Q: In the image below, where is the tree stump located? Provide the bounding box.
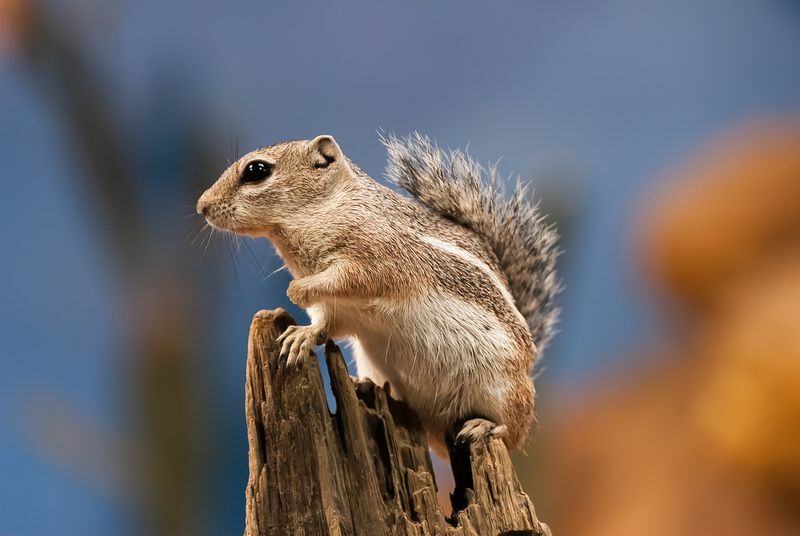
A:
[244,308,551,536]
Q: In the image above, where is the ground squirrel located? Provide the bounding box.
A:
[197,133,560,456]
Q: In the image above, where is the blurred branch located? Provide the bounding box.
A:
[19,0,143,272]
[14,3,225,535]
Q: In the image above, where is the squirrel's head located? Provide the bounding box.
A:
[196,135,350,236]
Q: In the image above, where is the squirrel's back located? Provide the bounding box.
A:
[382,133,561,355]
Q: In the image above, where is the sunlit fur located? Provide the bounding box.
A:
[197,134,560,456]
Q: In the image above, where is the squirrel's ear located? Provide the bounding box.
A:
[309,135,341,169]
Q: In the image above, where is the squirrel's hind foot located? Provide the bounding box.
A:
[455,418,508,445]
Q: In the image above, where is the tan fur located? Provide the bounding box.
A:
[197,135,538,453]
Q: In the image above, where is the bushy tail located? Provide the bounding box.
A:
[382,133,561,352]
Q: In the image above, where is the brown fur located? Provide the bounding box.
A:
[198,135,539,453]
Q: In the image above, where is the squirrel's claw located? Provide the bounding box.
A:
[277,324,326,367]
[455,418,508,445]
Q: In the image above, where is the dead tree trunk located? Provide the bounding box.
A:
[244,309,552,536]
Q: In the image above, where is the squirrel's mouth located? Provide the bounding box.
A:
[202,210,262,237]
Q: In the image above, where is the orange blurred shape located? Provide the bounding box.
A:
[640,119,800,309]
[540,262,800,536]
[0,0,34,57]
[696,253,800,498]
[538,118,800,536]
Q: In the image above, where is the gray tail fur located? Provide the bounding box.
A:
[382,132,561,352]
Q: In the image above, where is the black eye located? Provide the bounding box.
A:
[240,160,273,184]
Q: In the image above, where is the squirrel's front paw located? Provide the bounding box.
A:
[286,280,312,308]
[455,418,508,445]
[276,324,327,367]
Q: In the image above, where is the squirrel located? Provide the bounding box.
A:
[196,133,560,456]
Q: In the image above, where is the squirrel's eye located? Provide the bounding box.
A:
[240,161,273,184]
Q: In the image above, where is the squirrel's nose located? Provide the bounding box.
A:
[197,191,211,216]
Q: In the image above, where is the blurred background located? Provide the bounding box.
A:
[2,1,800,535]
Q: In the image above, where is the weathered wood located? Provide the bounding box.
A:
[244,308,551,536]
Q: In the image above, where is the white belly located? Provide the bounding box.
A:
[317,294,521,427]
